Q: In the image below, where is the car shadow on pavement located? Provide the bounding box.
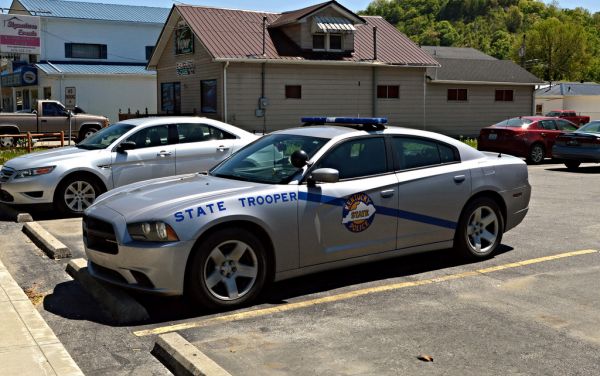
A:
[545,166,600,173]
[43,280,114,324]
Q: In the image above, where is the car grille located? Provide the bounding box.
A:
[0,166,15,182]
[83,214,119,254]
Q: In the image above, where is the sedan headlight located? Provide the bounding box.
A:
[127,221,179,242]
[14,166,55,179]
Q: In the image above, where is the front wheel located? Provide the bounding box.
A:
[527,144,545,164]
[54,175,102,216]
[455,197,504,259]
[564,161,580,171]
[186,228,268,310]
[78,126,100,142]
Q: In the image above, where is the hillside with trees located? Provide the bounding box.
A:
[360,0,600,82]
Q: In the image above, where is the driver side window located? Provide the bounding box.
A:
[316,137,387,180]
[126,125,169,149]
[42,102,66,116]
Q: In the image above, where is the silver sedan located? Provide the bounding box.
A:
[83,118,531,310]
[0,117,257,215]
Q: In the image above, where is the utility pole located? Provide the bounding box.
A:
[519,34,526,68]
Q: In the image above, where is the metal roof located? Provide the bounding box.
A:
[169,6,439,67]
[36,63,154,75]
[535,82,600,96]
[16,0,169,24]
[313,16,356,32]
[422,46,496,61]
[427,58,543,84]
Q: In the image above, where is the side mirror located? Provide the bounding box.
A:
[117,141,137,153]
[308,168,339,185]
[290,150,309,168]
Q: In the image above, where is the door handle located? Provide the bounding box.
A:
[380,189,395,198]
[41,119,47,123]
[217,145,230,152]
[454,175,466,183]
[157,151,172,157]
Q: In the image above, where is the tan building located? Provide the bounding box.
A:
[148,1,439,133]
[148,1,542,136]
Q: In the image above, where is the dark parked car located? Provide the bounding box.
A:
[552,120,600,170]
[478,116,578,164]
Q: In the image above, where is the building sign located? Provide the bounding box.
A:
[0,14,41,55]
[0,66,37,87]
[175,21,194,55]
[65,87,76,109]
[176,60,195,76]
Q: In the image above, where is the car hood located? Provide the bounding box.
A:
[4,146,105,169]
[91,174,267,221]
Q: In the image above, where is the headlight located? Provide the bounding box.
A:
[127,221,179,242]
[14,166,55,179]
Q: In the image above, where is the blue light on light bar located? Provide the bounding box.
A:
[301,117,388,125]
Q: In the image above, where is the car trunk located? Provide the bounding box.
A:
[555,132,600,148]
[479,127,525,143]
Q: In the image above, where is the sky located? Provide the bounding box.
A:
[0,0,599,13]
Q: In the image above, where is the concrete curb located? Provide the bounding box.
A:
[65,258,149,324]
[0,258,84,376]
[152,332,232,376]
[22,222,71,259]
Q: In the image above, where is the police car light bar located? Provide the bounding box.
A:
[301,117,388,125]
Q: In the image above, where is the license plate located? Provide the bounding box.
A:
[488,133,497,140]
[567,140,578,146]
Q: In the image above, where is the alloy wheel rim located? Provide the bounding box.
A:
[0,137,14,147]
[466,206,499,254]
[203,240,258,301]
[64,181,96,212]
[531,146,543,163]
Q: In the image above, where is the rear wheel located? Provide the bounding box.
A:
[0,136,15,147]
[564,161,581,171]
[186,228,268,310]
[455,197,504,259]
[527,144,545,164]
[78,126,100,142]
[54,175,103,216]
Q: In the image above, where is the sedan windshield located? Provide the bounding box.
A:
[576,121,600,134]
[494,118,534,127]
[211,134,328,184]
[76,123,136,150]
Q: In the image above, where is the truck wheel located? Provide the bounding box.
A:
[78,126,100,142]
[0,136,15,148]
[54,175,103,216]
[186,228,269,310]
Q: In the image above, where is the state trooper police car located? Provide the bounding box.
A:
[83,117,531,309]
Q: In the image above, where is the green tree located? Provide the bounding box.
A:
[505,6,523,32]
[436,21,461,45]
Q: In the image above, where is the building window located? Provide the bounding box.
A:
[201,80,217,113]
[447,88,468,101]
[377,85,399,99]
[329,34,342,50]
[43,87,51,100]
[161,82,181,114]
[313,34,325,50]
[285,85,302,99]
[175,25,194,55]
[535,104,543,115]
[495,89,514,102]
[145,46,155,61]
[65,43,107,59]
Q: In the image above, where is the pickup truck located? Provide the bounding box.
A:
[545,110,590,126]
[0,100,109,146]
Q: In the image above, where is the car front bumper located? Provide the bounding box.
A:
[84,205,193,296]
[0,170,58,205]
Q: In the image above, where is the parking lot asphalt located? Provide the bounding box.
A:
[0,161,599,375]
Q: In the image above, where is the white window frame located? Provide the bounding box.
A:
[312,33,343,52]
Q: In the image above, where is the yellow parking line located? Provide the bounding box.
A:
[133,249,598,337]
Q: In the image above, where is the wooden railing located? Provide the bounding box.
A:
[0,132,64,152]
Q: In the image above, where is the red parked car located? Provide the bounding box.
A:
[478,116,579,164]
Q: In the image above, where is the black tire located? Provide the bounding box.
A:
[455,197,504,259]
[526,143,545,164]
[54,175,103,216]
[78,126,100,142]
[564,161,581,171]
[0,136,15,148]
[186,228,269,310]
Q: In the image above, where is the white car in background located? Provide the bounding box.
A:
[0,117,258,215]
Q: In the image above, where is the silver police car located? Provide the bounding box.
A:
[0,117,257,215]
[84,117,530,310]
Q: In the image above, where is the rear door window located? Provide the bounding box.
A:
[392,137,460,170]
[539,120,557,130]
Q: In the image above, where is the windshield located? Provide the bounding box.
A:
[494,118,534,128]
[211,134,328,184]
[576,121,600,134]
[77,122,135,150]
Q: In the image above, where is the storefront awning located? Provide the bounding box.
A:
[313,16,356,33]
[36,63,155,76]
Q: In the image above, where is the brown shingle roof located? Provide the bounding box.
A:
[175,5,439,67]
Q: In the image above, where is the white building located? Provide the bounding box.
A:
[535,82,600,121]
[2,0,169,122]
